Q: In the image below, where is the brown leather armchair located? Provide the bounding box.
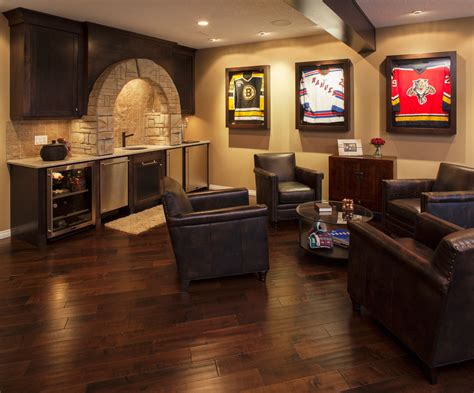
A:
[254,152,324,225]
[383,162,474,236]
[348,213,474,384]
[162,177,270,291]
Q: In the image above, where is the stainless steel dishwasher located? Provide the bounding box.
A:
[100,157,129,214]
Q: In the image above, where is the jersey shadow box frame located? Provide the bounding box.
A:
[386,51,457,135]
[225,65,270,130]
[295,59,351,132]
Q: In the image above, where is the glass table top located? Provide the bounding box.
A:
[296,200,374,225]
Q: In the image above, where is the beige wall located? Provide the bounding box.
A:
[188,17,474,197]
[0,17,10,232]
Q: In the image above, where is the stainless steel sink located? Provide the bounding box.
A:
[123,146,148,150]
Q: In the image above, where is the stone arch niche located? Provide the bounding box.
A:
[71,58,182,155]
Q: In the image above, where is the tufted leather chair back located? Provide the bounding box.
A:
[433,163,474,192]
[162,177,194,217]
[254,153,296,182]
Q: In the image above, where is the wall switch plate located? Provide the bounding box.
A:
[34,135,48,145]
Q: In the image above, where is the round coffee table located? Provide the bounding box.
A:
[296,200,373,260]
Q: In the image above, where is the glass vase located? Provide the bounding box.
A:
[373,145,382,158]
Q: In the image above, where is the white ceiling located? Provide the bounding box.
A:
[0,0,321,49]
[357,0,474,28]
[0,0,473,49]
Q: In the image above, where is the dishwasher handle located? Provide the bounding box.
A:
[101,159,130,166]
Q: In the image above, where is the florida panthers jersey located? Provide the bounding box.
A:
[299,68,344,124]
[391,64,451,127]
[228,72,265,121]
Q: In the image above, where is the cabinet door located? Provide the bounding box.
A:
[185,145,208,192]
[29,25,83,118]
[166,148,183,186]
[132,152,164,210]
[356,160,378,204]
[172,50,195,115]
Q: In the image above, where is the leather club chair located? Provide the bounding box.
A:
[383,162,474,237]
[162,176,270,291]
[348,213,474,384]
[254,152,324,225]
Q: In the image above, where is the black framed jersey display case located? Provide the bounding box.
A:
[225,65,270,130]
[386,51,457,135]
[295,59,351,132]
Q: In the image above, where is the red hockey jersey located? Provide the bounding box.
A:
[391,64,451,127]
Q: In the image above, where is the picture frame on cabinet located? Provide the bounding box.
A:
[225,65,270,130]
[337,139,363,156]
[295,59,351,132]
[386,51,457,135]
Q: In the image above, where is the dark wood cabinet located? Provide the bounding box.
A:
[130,151,165,212]
[329,155,397,213]
[172,47,195,115]
[4,8,85,120]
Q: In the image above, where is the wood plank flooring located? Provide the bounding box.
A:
[0,221,473,392]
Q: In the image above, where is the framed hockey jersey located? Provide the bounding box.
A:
[295,59,351,132]
[386,52,456,135]
[225,65,270,130]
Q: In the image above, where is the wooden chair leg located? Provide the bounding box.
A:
[351,298,361,314]
[422,364,438,385]
[257,271,268,282]
[180,280,190,292]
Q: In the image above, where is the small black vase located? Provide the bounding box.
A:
[40,141,68,161]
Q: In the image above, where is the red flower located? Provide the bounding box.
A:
[371,137,385,146]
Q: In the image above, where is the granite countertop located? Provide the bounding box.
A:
[7,141,210,169]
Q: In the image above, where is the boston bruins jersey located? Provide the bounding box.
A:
[228,72,264,121]
[299,68,344,124]
[391,64,451,127]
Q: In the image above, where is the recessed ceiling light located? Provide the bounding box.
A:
[197,20,209,26]
[258,31,269,36]
[271,19,292,27]
[209,38,221,42]
[411,10,424,15]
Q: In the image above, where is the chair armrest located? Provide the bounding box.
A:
[383,179,435,201]
[295,166,324,200]
[421,191,474,207]
[254,167,278,219]
[166,204,268,227]
[188,188,249,211]
[414,212,462,250]
[349,221,447,293]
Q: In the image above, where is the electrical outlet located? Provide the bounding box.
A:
[34,135,48,145]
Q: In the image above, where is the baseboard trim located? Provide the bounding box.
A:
[209,184,256,197]
[0,229,11,239]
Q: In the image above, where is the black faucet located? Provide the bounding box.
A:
[121,131,134,147]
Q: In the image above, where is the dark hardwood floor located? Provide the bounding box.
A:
[0,221,473,392]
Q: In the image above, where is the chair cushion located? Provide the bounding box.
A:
[254,153,296,182]
[162,177,193,217]
[386,198,421,224]
[278,181,315,203]
[433,163,474,192]
[396,238,435,260]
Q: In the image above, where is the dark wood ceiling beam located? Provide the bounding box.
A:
[284,0,376,54]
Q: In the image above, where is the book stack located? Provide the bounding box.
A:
[314,202,332,215]
[331,229,350,248]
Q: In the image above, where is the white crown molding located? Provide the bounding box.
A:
[0,229,11,240]
[209,184,256,197]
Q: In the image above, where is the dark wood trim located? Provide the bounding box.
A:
[225,65,270,130]
[385,51,457,135]
[295,58,351,132]
[284,0,375,54]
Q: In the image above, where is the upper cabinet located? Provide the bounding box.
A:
[4,8,85,120]
[171,47,195,115]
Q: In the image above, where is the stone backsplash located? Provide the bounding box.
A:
[6,120,72,160]
[7,58,183,160]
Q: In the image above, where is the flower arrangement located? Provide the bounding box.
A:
[370,137,386,147]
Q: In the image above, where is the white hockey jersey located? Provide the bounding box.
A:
[299,68,345,124]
